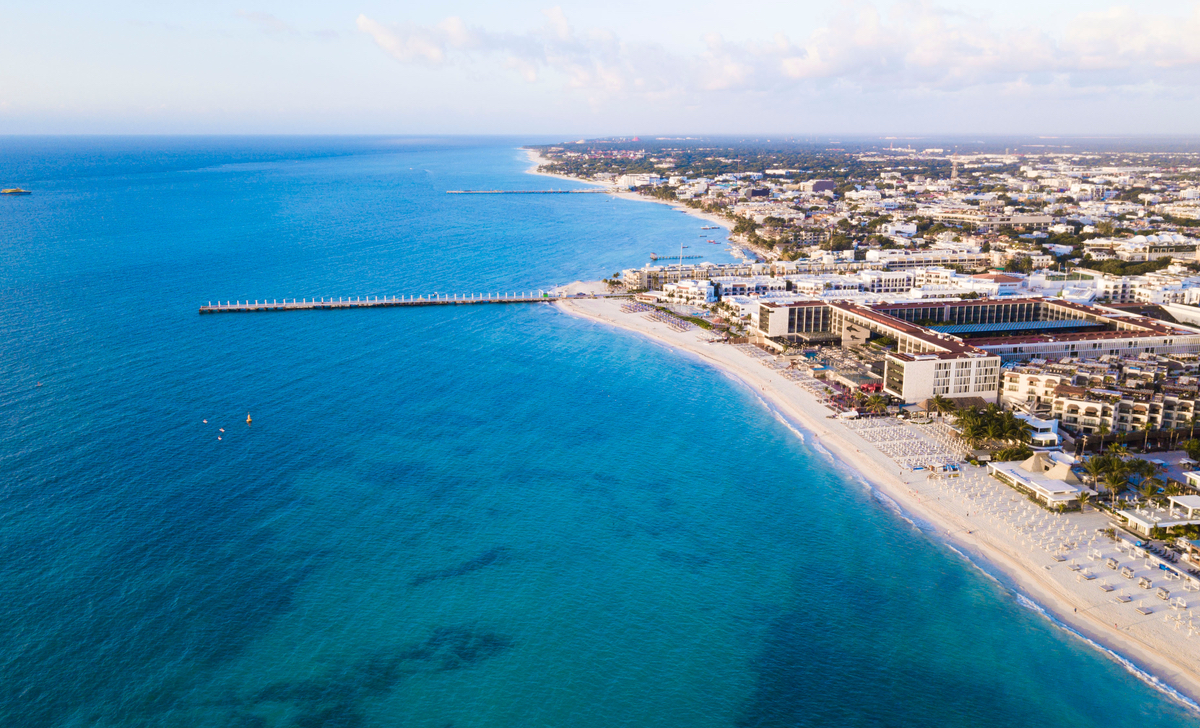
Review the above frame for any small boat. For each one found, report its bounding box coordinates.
[246,413,252,425]
[219,428,224,432]
[218,436,222,441]
[203,419,207,424]
[708,240,717,244]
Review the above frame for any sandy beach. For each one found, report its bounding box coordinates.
[556,293,1200,709]
[523,149,736,234]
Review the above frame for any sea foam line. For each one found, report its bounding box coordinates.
[568,302,1200,713]
[944,539,1200,715]
[1014,593,1200,715]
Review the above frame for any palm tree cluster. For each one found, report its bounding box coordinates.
[1080,444,1176,509]
[954,403,1034,452]
[851,390,891,415]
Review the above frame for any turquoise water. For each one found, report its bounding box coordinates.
[1,136,1196,727]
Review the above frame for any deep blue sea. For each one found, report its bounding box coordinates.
[1,136,1197,727]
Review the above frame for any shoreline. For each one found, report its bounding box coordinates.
[522,148,737,235]
[553,294,1200,710]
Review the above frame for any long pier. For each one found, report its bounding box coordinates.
[199,291,597,314]
[446,189,609,194]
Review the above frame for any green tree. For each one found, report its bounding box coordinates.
[1140,477,1162,503]
[1103,467,1129,507]
[929,394,953,420]
[1082,456,1107,488]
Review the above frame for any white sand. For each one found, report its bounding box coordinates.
[558,295,1200,707]
[523,149,736,233]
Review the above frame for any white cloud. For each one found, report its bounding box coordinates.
[355,15,446,64]
[235,10,296,35]
[356,2,1200,103]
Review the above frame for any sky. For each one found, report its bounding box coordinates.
[2,1,1200,135]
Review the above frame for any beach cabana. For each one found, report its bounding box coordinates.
[987,451,1090,507]
[1119,495,1200,537]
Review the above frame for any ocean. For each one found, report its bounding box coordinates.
[1,136,1196,727]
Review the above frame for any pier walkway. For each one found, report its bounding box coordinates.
[199,291,603,314]
[446,189,609,194]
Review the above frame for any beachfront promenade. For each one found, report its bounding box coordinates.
[199,291,607,314]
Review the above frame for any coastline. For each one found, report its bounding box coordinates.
[522,148,736,234]
[554,293,1200,710]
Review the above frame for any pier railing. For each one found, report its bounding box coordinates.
[445,189,609,194]
[199,291,601,314]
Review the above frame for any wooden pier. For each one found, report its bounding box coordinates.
[445,189,609,194]
[199,292,598,314]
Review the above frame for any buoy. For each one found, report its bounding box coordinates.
[246,413,252,425]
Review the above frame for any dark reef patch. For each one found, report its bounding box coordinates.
[410,546,511,587]
[251,626,514,725]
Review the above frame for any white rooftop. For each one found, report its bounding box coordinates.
[1171,495,1200,511]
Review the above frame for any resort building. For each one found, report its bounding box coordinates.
[995,353,1200,435]
[987,451,1091,507]
[1120,495,1200,537]
[928,209,1053,232]
[661,279,716,305]
[1001,364,1088,408]
[864,249,991,271]
[753,297,1200,406]
[1015,412,1061,449]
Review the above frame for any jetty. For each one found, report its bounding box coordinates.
[199,291,601,314]
[650,254,703,260]
[446,189,609,194]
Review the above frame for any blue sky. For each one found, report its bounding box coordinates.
[3,1,1200,135]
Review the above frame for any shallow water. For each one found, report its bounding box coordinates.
[1,136,1196,727]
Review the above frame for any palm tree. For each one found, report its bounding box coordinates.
[1140,477,1162,504]
[929,394,953,421]
[1191,414,1199,441]
[1082,456,1107,489]
[1141,421,1155,452]
[1129,458,1157,482]
[1078,492,1091,513]
[1002,413,1033,444]
[865,394,889,415]
[1106,442,1128,459]
[1104,467,1129,508]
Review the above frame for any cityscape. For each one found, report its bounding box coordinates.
[8,1,1200,725]
[534,137,1200,705]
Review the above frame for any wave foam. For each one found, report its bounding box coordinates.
[1015,593,1200,714]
